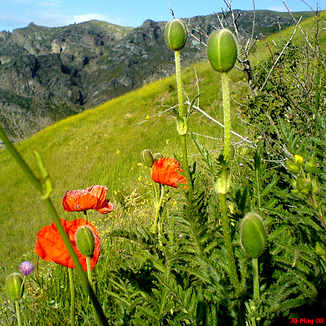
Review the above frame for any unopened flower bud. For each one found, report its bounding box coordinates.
[76,226,96,257]
[6,273,24,300]
[165,19,188,51]
[153,153,163,161]
[240,213,266,258]
[140,149,154,167]
[207,29,238,73]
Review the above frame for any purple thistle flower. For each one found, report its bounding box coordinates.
[19,261,34,276]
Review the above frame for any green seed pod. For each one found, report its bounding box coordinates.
[76,226,95,257]
[153,152,164,161]
[240,212,266,258]
[165,19,188,51]
[6,273,24,300]
[207,29,238,73]
[140,149,154,167]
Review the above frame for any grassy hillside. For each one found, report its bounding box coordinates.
[0,11,324,272]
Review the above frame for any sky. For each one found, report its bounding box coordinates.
[0,0,323,32]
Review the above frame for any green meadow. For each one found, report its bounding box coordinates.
[0,10,325,325]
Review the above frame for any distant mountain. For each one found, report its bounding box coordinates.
[0,10,313,141]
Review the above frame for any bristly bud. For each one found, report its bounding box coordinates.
[76,226,96,257]
[165,19,188,51]
[140,149,154,167]
[207,29,238,73]
[6,273,24,300]
[153,153,163,161]
[240,212,266,258]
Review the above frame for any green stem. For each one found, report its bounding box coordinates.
[174,50,194,197]
[86,256,93,288]
[221,72,231,161]
[15,300,22,326]
[0,124,108,326]
[252,258,260,302]
[151,184,165,236]
[175,51,185,119]
[68,268,75,326]
[219,193,240,289]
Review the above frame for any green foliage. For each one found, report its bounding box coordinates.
[1,9,326,326]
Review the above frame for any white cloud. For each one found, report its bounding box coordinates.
[268,6,287,12]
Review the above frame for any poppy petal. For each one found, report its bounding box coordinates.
[94,200,115,214]
[152,157,187,188]
[34,219,101,271]
[62,185,110,213]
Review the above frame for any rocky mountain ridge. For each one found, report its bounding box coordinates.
[0,10,312,141]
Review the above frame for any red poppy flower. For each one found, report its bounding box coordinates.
[62,185,114,214]
[152,157,187,188]
[34,219,100,271]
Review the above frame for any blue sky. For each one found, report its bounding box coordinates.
[0,0,322,32]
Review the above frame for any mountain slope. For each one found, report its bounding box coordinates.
[0,10,313,141]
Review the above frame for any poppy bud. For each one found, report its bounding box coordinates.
[153,153,163,161]
[240,212,266,258]
[6,273,24,300]
[165,19,188,51]
[207,29,238,73]
[140,149,154,167]
[76,226,96,257]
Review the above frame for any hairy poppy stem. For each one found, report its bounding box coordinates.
[151,184,165,235]
[252,258,260,302]
[0,124,108,326]
[68,268,76,326]
[174,51,194,197]
[219,193,240,290]
[15,300,22,326]
[86,257,93,287]
[221,72,231,161]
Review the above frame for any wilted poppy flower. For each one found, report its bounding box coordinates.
[62,185,114,214]
[152,157,187,188]
[34,219,100,271]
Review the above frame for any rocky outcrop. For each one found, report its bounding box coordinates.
[0,11,311,141]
